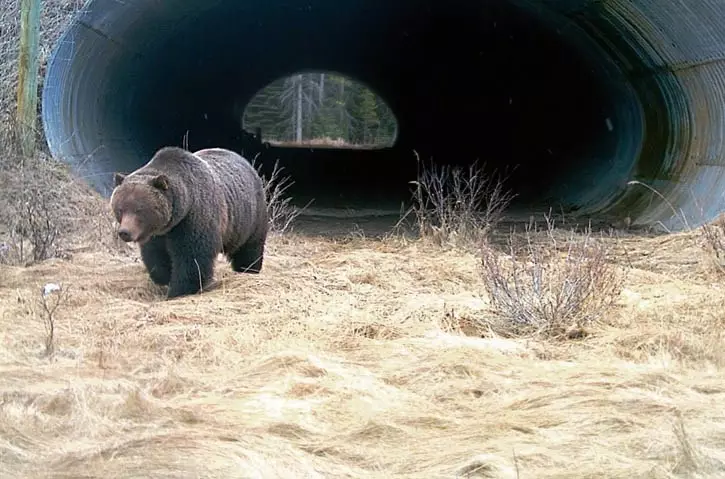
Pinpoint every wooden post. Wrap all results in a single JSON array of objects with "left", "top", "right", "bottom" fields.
[{"left": 16, "top": 0, "right": 42, "bottom": 157}]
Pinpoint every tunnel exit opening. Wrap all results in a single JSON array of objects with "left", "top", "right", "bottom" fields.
[{"left": 241, "top": 71, "right": 399, "bottom": 152}]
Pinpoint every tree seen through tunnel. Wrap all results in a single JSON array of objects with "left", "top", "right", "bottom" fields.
[{"left": 242, "top": 72, "right": 398, "bottom": 150}]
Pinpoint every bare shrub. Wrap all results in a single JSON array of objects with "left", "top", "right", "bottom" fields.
[
  {"left": 479, "top": 214, "right": 625, "bottom": 339},
  {"left": 404, "top": 152, "right": 515, "bottom": 248},
  {"left": 0, "top": 125, "right": 124, "bottom": 265},
  {"left": 0, "top": 149, "right": 64, "bottom": 264},
  {"left": 36, "top": 282, "right": 70, "bottom": 357},
  {"left": 700, "top": 216, "right": 725, "bottom": 275},
  {"left": 251, "top": 157, "right": 312, "bottom": 235}
]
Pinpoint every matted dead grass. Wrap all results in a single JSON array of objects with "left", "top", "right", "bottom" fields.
[
  {"left": 267, "top": 137, "right": 389, "bottom": 150},
  {"left": 1, "top": 224, "right": 725, "bottom": 478}
]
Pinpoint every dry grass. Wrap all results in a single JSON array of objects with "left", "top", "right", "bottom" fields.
[
  {"left": 267, "top": 136, "right": 388, "bottom": 149},
  {"left": 1, "top": 202, "right": 725, "bottom": 477}
]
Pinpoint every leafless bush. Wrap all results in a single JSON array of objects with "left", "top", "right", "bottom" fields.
[
  {"left": 404, "top": 152, "right": 515, "bottom": 248},
  {"left": 0, "top": 143, "right": 64, "bottom": 264},
  {"left": 252, "top": 157, "right": 312, "bottom": 235},
  {"left": 36, "top": 282, "right": 70, "bottom": 357},
  {"left": 479, "top": 213, "right": 625, "bottom": 339},
  {"left": 700, "top": 215, "right": 725, "bottom": 274},
  {"left": 0, "top": 163, "right": 72, "bottom": 265},
  {"left": 0, "top": 123, "right": 123, "bottom": 265}
]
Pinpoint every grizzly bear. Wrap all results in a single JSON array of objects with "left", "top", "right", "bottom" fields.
[{"left": 110, "top": 146, "right": 269, "bottom": 299}]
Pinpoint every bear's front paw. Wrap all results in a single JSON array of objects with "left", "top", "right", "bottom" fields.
[
  {"left": 166, "top": 282, "right": 201, "bottom": 299},
  {"left": 148, "top": 266, "right": 172, "bottom": 286}
]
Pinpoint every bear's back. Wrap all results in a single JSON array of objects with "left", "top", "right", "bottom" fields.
[
  {"left": 193, "top": 147, "right": 268, "bottom": 250},
  {"left": 194, "top": 148, "right": 260, "bottom": 188}
]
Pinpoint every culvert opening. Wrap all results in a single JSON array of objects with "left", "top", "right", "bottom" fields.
[
  {"left": 242, "top": 71, "right": 399, "bottom": 151},
  {"left": 41, "top": 0, "right": 725, "bottom": 230}
]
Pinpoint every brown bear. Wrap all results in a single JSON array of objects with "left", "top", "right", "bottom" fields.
[{"left": 110, "top": 146, "right": 269, "bottom": 299}]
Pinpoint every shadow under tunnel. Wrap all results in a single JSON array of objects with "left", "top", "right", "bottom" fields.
[{"left": 42, "top": 0, "right": 725, "bottom": 231}]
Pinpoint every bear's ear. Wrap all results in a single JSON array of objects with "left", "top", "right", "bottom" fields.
[
  {"left": 150, "top": 174, "right": 169, "bottom": 191},
  {"left": 113, "top": 172, "right": 126, "bottom": 186}
]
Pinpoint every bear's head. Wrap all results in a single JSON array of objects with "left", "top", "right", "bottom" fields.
[{"left": 110, "top": 172, "right": 173, "bottom": 244}]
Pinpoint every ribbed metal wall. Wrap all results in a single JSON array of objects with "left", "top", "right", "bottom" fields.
[{"left": 41, "top": 0, "right": 725, "bottom": 230}]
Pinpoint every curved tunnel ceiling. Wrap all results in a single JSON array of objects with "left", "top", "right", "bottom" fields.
[{"left": 41, "top": 0, "right": 725, "bottom": 230}]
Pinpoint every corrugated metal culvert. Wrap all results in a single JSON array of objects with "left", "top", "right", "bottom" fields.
[{"left": 41, "top": 0, "right": 725, "bottom": 230}]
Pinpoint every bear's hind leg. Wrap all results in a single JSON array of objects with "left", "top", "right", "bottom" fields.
[
  {"left": 229, "top": 239, "right": 265, "bottom": 274},
  {"left": 140, "top": 237, "right": 172, "bottom": 286}
]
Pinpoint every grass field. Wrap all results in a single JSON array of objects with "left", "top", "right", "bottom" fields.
[{"left": 1, "top": 205, "right": 725, "bottom": 478}]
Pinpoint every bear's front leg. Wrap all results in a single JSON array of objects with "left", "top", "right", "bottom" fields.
[
  {"left": 140, "top": 236, "right": 172, "bottom": 286},
  {"left": 165, "top": 223, "right": 218, "bottom": 299}
]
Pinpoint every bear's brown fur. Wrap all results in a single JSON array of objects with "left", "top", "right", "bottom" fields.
[{"left": 110, "top": 146, "right": 269, "bottom": 299}]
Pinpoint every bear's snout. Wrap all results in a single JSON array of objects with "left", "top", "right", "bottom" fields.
[
  {"left": 117, "top": 229, "right": 133, "bottom": 242},
  {"left": 116, "top": 213, "right": 144, "bottom": 243}
]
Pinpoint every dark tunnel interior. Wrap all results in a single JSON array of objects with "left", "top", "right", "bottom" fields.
[
  {"left": 47, "top": 0, "right": 725, "bottom": 229},
  {"left": 119, "top": 0, "right": 632, "bottom": 211}
]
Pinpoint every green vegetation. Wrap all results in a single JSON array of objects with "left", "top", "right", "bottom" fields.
[{"left": 243, "top": 72, "right": 397, "bottom": 148}]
